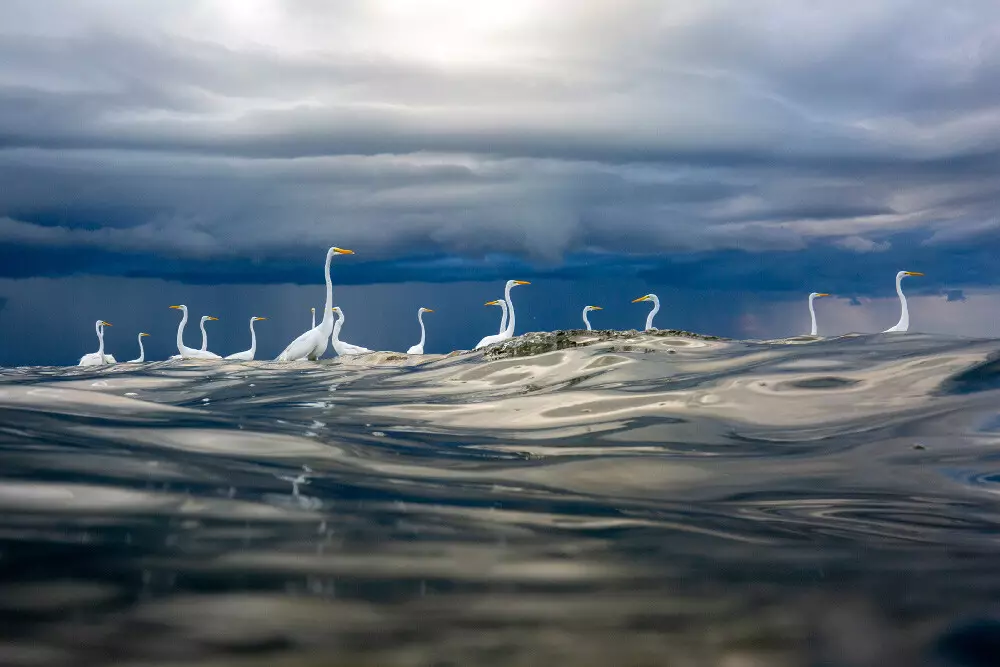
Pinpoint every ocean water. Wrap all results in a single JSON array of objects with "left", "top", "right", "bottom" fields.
[{"left": 1, "top": 331, "right": 1000, "bottom": 666}]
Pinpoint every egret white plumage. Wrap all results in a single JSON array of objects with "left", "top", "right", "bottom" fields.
[
  {"left": 631, "top": 294, "right": 660, "bottom": 330},
  {"left": 127, "top": 332, "right": 150, "bottom": 363},
  {"left": 807, "top": 292, "right": 830, "bottom": 336},
  {"left": 199, "top": 315, "right": 218, "bottom": 352},
  {"left": 169, "top": 305, "right": 222, "bottom": 359},
  {"left": 883, "top": 271, "right": 923, "bottom": 333},
  {"left": 475, "top": 280, "right": 529, "bottom": 349},
  {"left": 226, "top": 317, "right": 266, "bottom": 360},
  {"left": 581, "top": 305, "right": 602, "bottom": 330},
  {"left": 78, "top": 320, "right": 115, "bottom": 366},
  {"left": 330, "top": 307, "right": 373, "bottom": 356},
  {"left": 276, "top": 247, "right": 354, "bottom": 361},
  {"left": 406, "top": 308, "right": 434, "bottom": 354}
]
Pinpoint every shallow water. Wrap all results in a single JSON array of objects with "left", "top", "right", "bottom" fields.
[{"left": 1, "top": 332, "right": 1000, "bottom": 666}]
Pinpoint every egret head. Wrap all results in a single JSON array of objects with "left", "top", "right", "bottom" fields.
[
  {"left": 420, "top": 307, "right": 434, "bottom": 313},
  {"left": 585, "top": 305, "right": 603, "bottom": 311},
  {"left": 252, "top": 316, "right": 267, "bottom": 321},
  {"left": 507, "top": 279, "right": 530, "bottom": 287},
  {"left": 205, "top": 316, "right": 219, "bottom": 322},
  {"left": 169, "top": 305, "right": 185, "bottom": 311},
  {"left": 100, "top": 321, "right": 112, "bottom": 327},
  {"left": 331, "top": 247, "right": 354, "bottom": 255},
  {"left": 139, "top": 332, "right": 150, "bottom": 337},
  {"left": 902, "top": 271, "right": 924, "bottom": 277},
  {"left": 632, "top": 294, "right": 654, "bottom": 303},
  {"left": 331, "top": 306, "right": 342, "bottom": 314},
  {"left": 810, "top": 292, "right": 831, "bottom": 299},
  {"left": 311, "top": 307, "right": 315, "bottom": 313}
]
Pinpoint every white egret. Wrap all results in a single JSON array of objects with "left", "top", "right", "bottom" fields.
[
  {"left": 407, "top": 307, "right": 434, "bottom": 354},
  {"left": 494, "top": 298, "right": 509, "bottom": 334},
  {"left": 475, "top": 280, "right": 530, "bottom": 349},
  {"left": 632, "top": 294, "right": 660, "bottom": 330},
  {"left": 199, "top": 315, "right": 219, "bottom": 352},
  {"left": 276, "top": 246, "right": 354, "bottom": 361},
  {"left": 226, "top": 317, "right": 266, "bottom": 361},
  {"left": 883, "top": 271, "right": 924, "bottom": 333},
  {"left": 310, "top": 307, "right": 316, "bottom": 329},
  {"left": 330, "top": 306, "right": 373, "bottom": 356},
  {"left": 78, "top": 320, "right": 115, "bottom": 366},
  {"left": 581, "top": 305, "right": 603, "bottom": 331},
  {"left": 127, "top": 332, "right": 151, "bottom": 363},
  {"left": 807, "top": 293, "right": 830, "bottom": 336},
  {"left": 169, "top": 305, "right": 222, "bottom": 359}
]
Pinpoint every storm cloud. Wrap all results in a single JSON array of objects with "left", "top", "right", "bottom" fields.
[{"left": 0, "top": 1, "right": 999, "bottom": 363}]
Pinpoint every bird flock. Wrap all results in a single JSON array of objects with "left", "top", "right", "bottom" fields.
[{"left": 77, "top": 246, "right": 925, "bottom": 366}]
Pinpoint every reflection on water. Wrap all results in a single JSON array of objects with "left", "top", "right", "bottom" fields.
[{"left": 1, "top": 332, "right": 1000, "bottom": 666}]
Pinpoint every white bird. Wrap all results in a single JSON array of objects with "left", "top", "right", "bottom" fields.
[
  {"left": 632, "top": 293, "right": 660, "bottom": 330},
  {"left": 493, "top": 298, "right": 508, "bottom": 335},
  {"left": 127, "top": 332, "right": 151, "bottom": 363},
  {"left": 582, "top": 305, "right": 603, "bottom": 331},
  {"left": 276, "top": 246, "right": 354, "bottom": 361},
  {"left": 78, "top": 320, "right": 116, "bottom": 366},
  {"left": 169, "top": 305, "right": 222, "bottom": 359},
  {"left": 226, "top": 316, "right": 267, "bottom": 361},
  {"left": 310, "top": 307, "right": 316, "bottom": 329},
  {"left": 407, "top": 307, "right": 434, "bottom": 354},
  {"left": 883, "top": 271, "right": 924, "bottom": 333},
  {"left": 199, "top": 315, "right": 219, "bottom": 352},
  {"left": 330, "top": 306, "right": 373, "bottom": 356},
  {"left": 475, "top": 280, "right": 530, "bottom": 349},
  {"left": 807, "top": 292, "right": 830, "bottom": 336}
]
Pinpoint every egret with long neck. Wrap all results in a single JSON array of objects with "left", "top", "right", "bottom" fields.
[
  {"left": 475, "top": 280, "right": 530, "bottom": 349},
  {"left": 883, "top": 271, "right": 923, "bottom": 333},
  {"left": 311, "top": 307, "right": 316, "bottom": 329},
  {"left": 407, "top": 308, "right": 434, "bottom": 354},
  {"left": 199, "top": 315, "right": 218, "bottom": 351},
  {"left": 276, "top": 246, "right": 354, "bottom": 361},
  {"left": 808, "top": 292, "right": 830, "bottom": 336},
  {"left": 127, "top": 333, "right": 150, "bottom": 363},
  {"left": 330, "top": 306, "right": 373, "bottom": 356},
  {"left": 582, "top": 305, "right": 602, "bottom": 331},
  {"left": 226, "top": 317, "right": 266, "bottom": 360},
  {"left": 169, "top": 305, "right": 222, "bottom": 359},
  {"left": 632, "top": 294, "right": 660, "bottom": 330},
  {"left": 78, "top": 320, "right": 114, "bottom": 366}
]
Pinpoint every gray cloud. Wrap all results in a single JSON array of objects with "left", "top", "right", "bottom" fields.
[{"left": 0, "top": 0, "right": 999, "bottom": 292}]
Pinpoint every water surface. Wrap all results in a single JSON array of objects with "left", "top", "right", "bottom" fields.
[{"left": 1, "top": 332, "right": 999, "bottom": 666}]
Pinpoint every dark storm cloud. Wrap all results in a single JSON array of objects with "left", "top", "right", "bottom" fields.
[
  {"left": 945, "top": 289, "right": 967, "bottom": 302},
  {"left": 1, "top": 0, "right": 1000, "bottom": 299}
]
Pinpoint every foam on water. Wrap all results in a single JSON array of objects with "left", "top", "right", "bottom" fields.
[{"left": 1, "top": 332, "right": 999, "bottom": 666}]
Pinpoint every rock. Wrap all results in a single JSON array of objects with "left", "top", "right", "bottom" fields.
[{"left": 475, "top": 329, "right": 726, "bottom": 360}]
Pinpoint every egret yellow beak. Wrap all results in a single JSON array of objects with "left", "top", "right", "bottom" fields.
[
  {"left": 101, "top": 321, "right": 112, "bottom": 326},
  {"left": 485, "top": 300, "right": 500, "bottom": 306},
  {"left": 140, "top": 333, "right": 150, "bottom": 337},
  {"left": 169, "top": 305, "right": 182, "bottom": 309},
  {"left": 207, "top": 316, "right": 219, "bottom": 321},
  {"left": 333, "top": 247, "right": 354, "bottom": 254},
  {"left": 904, "top": 271, "right": 924, "bottom": 277},
  {"left": 632, "top": 296, "right": 650, "bottom": 303},
  {"left": 424, "top": 308, "right": 434, "bottom": 312},
  {"left": 255, "top": 317, "right": 267, "bottom": 321},
  {"left": 513, "top": 280, "right": 531, "bottom": 285},
  {"left": 816, "top": 293, "right": 831, "bottom": 297},
  {"left": 589, "top": 306, "right": 603, "bottom": 310}
]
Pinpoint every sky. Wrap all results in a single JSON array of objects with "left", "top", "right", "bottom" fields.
[{"left": 1, "top": 0, "right": 999, "bottom": 365}]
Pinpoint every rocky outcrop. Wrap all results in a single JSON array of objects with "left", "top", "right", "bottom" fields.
[{"left": 475, "top": 329, "right": 727, "bottom": 359}]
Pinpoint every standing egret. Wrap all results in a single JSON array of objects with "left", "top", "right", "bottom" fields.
[
  {"left": 581, "top": 305, "right": 603, "bottom": 330},
  {"left": 483, "top": 299, "right": 509, "bottom": 335},
  {"left": 632, "top": 294, "right": 660, "bottom": 330},
  {"left": 475, "top": 280, "right": 530, "bottom": 349},
  {"left": 226, "top": 317, "right": 266, "bottom": 361},
  {"left": 276, "top": 247, "right": 354, "bottom": 361},
  {"left": 310, "top": 307, "right": 316, "bottom": 329},
  {"left": 407, "top": 308, "right": 434, "bottom": 354},
  {"left": 808, "top": 293, "right": 830, "bottom": 336},
  {"left": 169, "top": 305, "right": 222, "bottom": 359},
  {"left": 883, "top": 271, "right": 924, "bottom": 333},
  {"left": 79, "top": 320, "right": 115, "bottom": 366},
  {"left": 127, "top": 333, "right": 151, "bottom": 363},
  {"left": 199, "top": 316, "right": 219, "bottom": 352},
  {"left": 330, "top": 307, "right": 373, "bottom": 355}
]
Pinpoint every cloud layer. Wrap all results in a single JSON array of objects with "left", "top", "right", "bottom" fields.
[{"left": 1, "top": 0, "right": 999, "bottom": 297}]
